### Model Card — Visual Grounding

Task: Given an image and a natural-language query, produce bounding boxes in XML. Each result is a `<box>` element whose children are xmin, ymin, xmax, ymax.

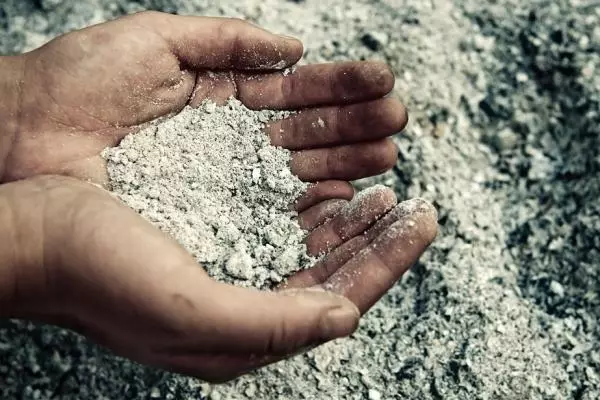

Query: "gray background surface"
<box><xmin>1</xmin><ymin>1</ymin><xmax>599</xmax><ymax>399</ymax></box>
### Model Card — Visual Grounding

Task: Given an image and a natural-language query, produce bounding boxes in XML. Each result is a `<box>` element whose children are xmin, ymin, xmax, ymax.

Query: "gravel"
<box><xmin>1</xmin><ymin>0</ymin><xmax>598</xmax><ymax>399</ymax></box>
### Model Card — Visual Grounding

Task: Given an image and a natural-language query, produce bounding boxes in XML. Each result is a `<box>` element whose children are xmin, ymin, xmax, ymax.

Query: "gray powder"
<box><xmin>1</xmin><ymin>1</ymin><xmax>599</xmax><ymax>400</ymax></box>
<box><xmin>103</xmin><ymin>99</ymin><xmax>311</xmax><ymax>289</ymax></box>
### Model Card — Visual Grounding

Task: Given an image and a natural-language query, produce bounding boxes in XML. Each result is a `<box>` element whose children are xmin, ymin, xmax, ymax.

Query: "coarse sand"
<box><xmin>0</xmin><ymin>0</ymin><xmax>599</xmax><ymax>399</ymax></box>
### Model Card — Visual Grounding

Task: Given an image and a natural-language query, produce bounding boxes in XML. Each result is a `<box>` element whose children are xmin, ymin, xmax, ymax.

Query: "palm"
<box><xmin>4</xmin><ymin>12</ymin><xmax>405</xmax><ymax>186</ymax></box>
<box><xmin>8</xmin><ymin>19</ymin><xmax>209</xmax><ymax>182</ymax></box>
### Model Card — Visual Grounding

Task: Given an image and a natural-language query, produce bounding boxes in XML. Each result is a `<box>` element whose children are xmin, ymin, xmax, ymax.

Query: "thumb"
<box><xmin>192</xmin><ymin>282</ymin><xmax>360</xmax><ymax>355</ymax></box>
<box><xmin>131</xmin><ymin>12</ymin><xmax>304</xmax><ymax>70</ymax></box>
<box><xmin>155</xmin><ymin>283</ymin><xmax>360</xmax><ymax>382</ymax></box>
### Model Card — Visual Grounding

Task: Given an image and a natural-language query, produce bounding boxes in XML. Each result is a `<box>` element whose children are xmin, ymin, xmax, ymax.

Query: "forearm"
<box><xmin>0</xmin><ymin>55</ymin><xmax>25</xmax><ymax>180</ymax></box>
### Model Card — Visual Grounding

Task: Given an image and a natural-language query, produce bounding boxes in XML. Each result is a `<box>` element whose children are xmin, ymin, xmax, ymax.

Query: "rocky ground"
<box><xmin>1</xmin><ymin>0</ymin><xmax>599</xmax><ymax>399</ymax></box>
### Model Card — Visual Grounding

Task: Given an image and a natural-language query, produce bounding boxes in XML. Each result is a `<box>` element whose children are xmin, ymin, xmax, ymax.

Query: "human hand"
<box><xmin>1</xmin><ymin>176</ymin><xmax>436</xmax><ymax>382</ymax></box>
<box><xmin>2</xmin><ymin>11</ymin><xmax>406</xmax><ymax>193</ymax></box>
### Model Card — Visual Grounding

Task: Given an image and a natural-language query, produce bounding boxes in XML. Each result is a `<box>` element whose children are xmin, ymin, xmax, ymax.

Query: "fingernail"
<box><xmin>320</xmin><ymin>302</ymin><xmax>360</xmax><ymax>340</ymax></box>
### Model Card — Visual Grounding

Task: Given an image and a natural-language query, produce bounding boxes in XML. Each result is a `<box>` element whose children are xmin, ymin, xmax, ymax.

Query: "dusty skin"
<box><xmin>1</xmin><ymin>0</ymin><xmax>599</xmax><ymax>399</ymax></box>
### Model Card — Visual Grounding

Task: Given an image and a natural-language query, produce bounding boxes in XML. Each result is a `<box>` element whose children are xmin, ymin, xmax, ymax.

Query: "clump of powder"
<box><xmin>103</xmin><ymin>98</ymin><xmax>313</xmax><ymax>289</ymax></box>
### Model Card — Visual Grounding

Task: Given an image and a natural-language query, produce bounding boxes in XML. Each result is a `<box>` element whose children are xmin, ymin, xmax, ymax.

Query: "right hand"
<box><xmin>3</xmin><ymin>11</ymin><xmax>405</xmax><ymax>187</ymax></box>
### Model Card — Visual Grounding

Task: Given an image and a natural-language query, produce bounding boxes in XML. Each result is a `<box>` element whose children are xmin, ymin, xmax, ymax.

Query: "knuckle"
<box><xmin>218</xmin><ymin>18</ymin><xmax>249</xmax><ymax>66</ymax></box>
<box><xmin>314</xmin><ymin>182</ymin><xmax>330</xmax><ymax>198</ymax></box>
<box><xmin>329</xmin><ymin>107</ymin><xmax>343</xmax><ymax>140</ymax></box>
<box><xmin>264</xmin><ymin>318</ymin><xmax>300</xmax><ymax>355</ymax></box>
<box><xmin>218</xmin><ymin>18</ymin><xmax>249</xmax><ymax>39</ymax></box>
<box><xmin>265</xmin><ymin>320</ymin><xmax>287</xmax><ymax>353</ymax></box>
<box><xmin>325</xmin><ymin>149</ymin><xmax>341</xmax><ymax>178</ymax></box>
<box><xmin>281</xmin><ymin>74</ymin><xmax>296</xmax><ymax>102</ymax></box>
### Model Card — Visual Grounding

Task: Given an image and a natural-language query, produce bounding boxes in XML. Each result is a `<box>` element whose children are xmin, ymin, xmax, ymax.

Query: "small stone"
<box><xmin>282</xmin><ymin>66</ymin><xmax>297</xmax><ymax>76</ymax></box>
<box><xmin>550</xmin><ymin>281</ymin><xmax>565</xmax><ymax>297</ymax></box>
<box><xmin>361</xmin><ymin>32</ymin><xmax>389</xmax><ymax>51</ymax></box>
<box><xmin>244</xmin><ymin>383</ymin><xmax>257</xmax><ymax>397</ymax></box>
<box><xmin>489</xmin><ymin>128</ymin><xmax>518</xmax><ymax>151</ymax></box>
<box><xmin>147</xmin><ymin>188</ymin><xmax>160</xmax><ymax>199</ymax></box>
<box><xmin>252</xmin><ymin>168</ymin><xmax>261</xmax><ymax>183</ymax></box>
<box><xmin>473</xmin><ymin>34</ymin><xmax>495</xmax><ymax>51</ymax></box>
<box><xmin>516</xmin><ymin>72</ymin><xmax>528</xmax><ymax>83</ymax></box>
<box><xmin>312</xmin><ymin>350</ymin><xmax>333</xmax><ymax>372</ymax></box>
<box><xmin>582</xmin><ymin>63</ymin><xmax>594</xmax><ymax>78</ymax></box>
<box><xmin>199</xmin><ymin>383</ymin><xmax>212</xmax><ymax>396</ymax></box>
<box><xmin>204</xmin><ymin>102</ymin><xmax>217</xmax><ymax>113</ymax></box>
<box><xmin>433</xmin><ymin>123</ymin><xmax>449</xmax><ymax>138</ymax></box>
<box><xmin>126</xmin><ymin>148</ymin><xmax>139</xmax><ymax>162</ymax></box>
<box><xmin>225</xmin><ymin>251</ymin><xmax>253</xmax><ymax>280</ymax></box>
<box><xmin>368</xmin><ymin>389</ymin><xmax>382</xmax><ymax>400</ymax></box>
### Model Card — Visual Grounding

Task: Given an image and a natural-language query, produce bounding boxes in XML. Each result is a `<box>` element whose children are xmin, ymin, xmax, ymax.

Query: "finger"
<box><xmin>267</xmin><ymin>98</ymin><xmax>408</xmax><ymax>150</ymax></box>
<box><xmin>290</xmin><ymin>139</ymin><xmax>398</xmax><ymax>182</ymax></box>
<box><xmin>133</xmin><ymin>12</ymin><xmax>303</xmax><ymax>70</ymax></box>
<box><xmin>298</xmin><ymin>199</ymin><xmax>348</xmax><ymax>231</ymax></box>
<box><xmin>295</xmin><ymin>180</ymin><xmax>354</xmax><ymax>212</ymax></box>
<box><xmin>321</xmin><ymin>198</ymin><xmax>438</xmax><ymax>314</ymax></box>
<box><xmin>236</xmin><ymin>61</ymin><xmax>395</xmax><ymax>109</ymax></box>
<box><xmin>281</xmin><ymin>201</ymin><xmax>422</xmax><ymax>290</ymax></box>
<box><xmin>150</xmin><ymin>284</ymin><xmax>359</xmax><ymax>357</ymax></box>
<box><xmin>305</xmin><ymin>185</ymin><xmax>396</xmax><ymax>255</ymax></box>
<box><xmin>279</xmin><ymin>235</ymin><xmax>368</xmax><ymax>290</ymax></box>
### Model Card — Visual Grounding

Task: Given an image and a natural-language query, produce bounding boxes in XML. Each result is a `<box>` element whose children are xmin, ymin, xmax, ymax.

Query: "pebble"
<box><xmin>1</xmin><ymin>1</ymin><xmax>599</xmax><ymax>400</ymax></box>
<box><xmin>368</xmin><ymin>389</ymin><xmax>382</xmax><ymax>400</ymax></box>
<box><xmin>489</xmin><ymin>128</ymin><xmax>519</xmax><ymax>151</ymax></box>
<box><xmin>550</xmin><ymin>281</ymin><xmax>565</xmax><ymax>297</ymax></box>
<box><xmin>473</xmin><ymin>34</ymin><xmax>495</xmax><ymax>51</ymax></box>
<box><xmin>361</xmin><ymin>31</ymin><xmax>389</xmax><ymax>51</ymax></box>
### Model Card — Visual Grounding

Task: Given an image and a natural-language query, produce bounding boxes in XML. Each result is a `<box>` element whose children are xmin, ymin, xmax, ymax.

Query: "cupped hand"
<box><xmin>3</xmin><ymin>11</ymin><xmax>406</xmax><ymax>191</ymax></box>
<box><xmin>2</xmin><ymin>176</ymin><xmax>437</xmax><ymax>382</ymax></box>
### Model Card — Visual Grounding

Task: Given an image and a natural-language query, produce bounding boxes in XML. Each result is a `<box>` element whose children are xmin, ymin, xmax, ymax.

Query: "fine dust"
<box><xmin>103</xmin><ymin>98</ymin><xmax>312</xmax><ymax>289</ymax></box>
<box><xmin>1</xmin><ymin>0</ymin><xmax>599</xmax><ymax>399</ymax></box>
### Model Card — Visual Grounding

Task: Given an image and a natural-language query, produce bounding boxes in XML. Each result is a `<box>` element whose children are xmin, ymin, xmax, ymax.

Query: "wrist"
<box><xmin>0</xmin><ymin>55</ymin><xmax>26</xmax><ymax>182</ymax></box>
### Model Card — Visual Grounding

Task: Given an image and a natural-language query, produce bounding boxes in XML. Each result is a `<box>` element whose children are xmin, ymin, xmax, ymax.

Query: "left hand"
<box><xmin>2</xmin><ymin>176</ymin><xmax>437</xmax><ymax>383</ymax></box>
<box><xmin>2</xmin><ymin>11</ymin><xmax>406</xmax><ymax>188</ymax></box>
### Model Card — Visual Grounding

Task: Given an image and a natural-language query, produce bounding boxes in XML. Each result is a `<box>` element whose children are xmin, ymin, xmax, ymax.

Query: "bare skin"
<box><xmin>1</xmin><ymin>12</ymin><xmax>404</xmax><ymax>186</ymax></box>
<box><xmin>0</xmin><ymin>12</ymin><xmax>437</xmax><ymax>382</ymax></box>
